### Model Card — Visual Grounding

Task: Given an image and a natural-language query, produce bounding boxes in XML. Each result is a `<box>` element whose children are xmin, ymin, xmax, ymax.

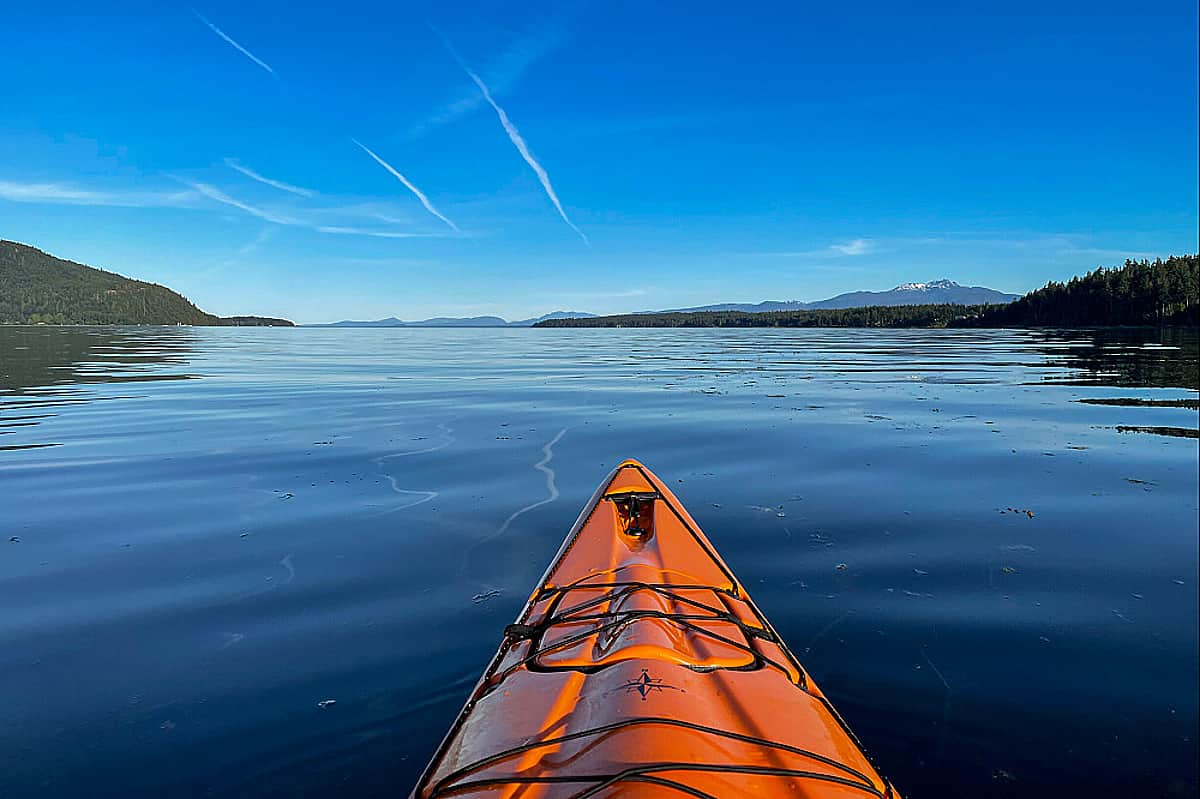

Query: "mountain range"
<box><xmin>321</xmin><ymin>280</ymin><xmax>1018</xmax><ymax>327</ymax></box>
<box><xmin>659</xmin><ymin>279</ymin><xmax>1018</xmax><ymax>313</ymax></box>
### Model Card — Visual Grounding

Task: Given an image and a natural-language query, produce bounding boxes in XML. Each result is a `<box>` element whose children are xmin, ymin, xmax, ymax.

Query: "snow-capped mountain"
<box><xmin>804</xmin><ymin>279</ymin><xmax>1019</xmax><ymax>309</ymax></box>
<box><xmin>892</xmin><ymin>279</ymin><xmax>961</xmax><ymax>292</ymax></box>
<box><xmin>660</xmin><ymin>279</ymin><xmax>1018</xmax><ymax>313</ymax></box>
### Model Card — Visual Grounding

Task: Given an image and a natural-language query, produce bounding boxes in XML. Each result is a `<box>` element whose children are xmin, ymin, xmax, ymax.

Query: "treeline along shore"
<box><xmin>4</xmin><ymin>236</ymin><xmax>1195</xmax><ymax>330</ymax></box>
<box><xmin>536</xmin><ymin>257</ymin><xmax>1199</xmax><ymax>329</ymax></box>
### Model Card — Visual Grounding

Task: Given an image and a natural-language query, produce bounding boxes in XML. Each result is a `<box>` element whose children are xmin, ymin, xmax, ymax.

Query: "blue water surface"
<box><xmin>1</xmin><ymin>326</ymin><xmax>1196</xmax><ymax>798</ymax></box>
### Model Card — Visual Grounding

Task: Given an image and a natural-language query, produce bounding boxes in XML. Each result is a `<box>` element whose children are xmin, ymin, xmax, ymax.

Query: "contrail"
<box><xmin>198</xmin><ymin>226</ymin><xmax>275</xmax><ymax>279</ymax></box>
<box><xmin>465</xmin><ymin>70</ymin><xmax>588</xmax><ymax>245</ymax></box>
<box><xmin>352</xmin><ymin>139</ymin><xmax>460</xmax><ymax>232</ymax></box>
<box><xmin>235</xmin><ymin>226</ymin><xmax>275</xmax><ymax>256</ymax></box>
<box><xmin>410</xmin><ymin>24</ymin><xmax>567</xmax><ymax>138</ymax></box>
<box><xmin>225</xmin><ymin>158</ymin><xmax>315</xmax><ymax>197</ymax></box>
<box><xmin>182</xmin><ymin>178</ymin><xmax>444</xmax><ymax>239</ymax></box>
<box><xmin>184</xmin><ymin>180</ymin><xmax>296</xmax><ymax>225</ymax></box>
<box><xmin>434</xmin><ymin>28</ymin><xmax>587</xmax><ymax>245</ymax></box>
<box><xmin>193</xmin><ymin>10</ymin><xmax>276</xmax><ymax>77</ymax></box>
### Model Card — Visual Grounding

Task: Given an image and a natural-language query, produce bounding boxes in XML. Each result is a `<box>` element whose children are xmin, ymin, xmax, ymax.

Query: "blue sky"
<box><xmin>2</xmin><ymin>1</ymin><xmax>1197</xmax><ymax>323</ymax></box>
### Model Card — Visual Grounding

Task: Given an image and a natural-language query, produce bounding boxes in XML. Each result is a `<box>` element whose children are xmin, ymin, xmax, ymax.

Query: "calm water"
<box><xmin>1</xmin><ymin>326</ymin><xmax>1197</xmax><ymax>798</ymax></box>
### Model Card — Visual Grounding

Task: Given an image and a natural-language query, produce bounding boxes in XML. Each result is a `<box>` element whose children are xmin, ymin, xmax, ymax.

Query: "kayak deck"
<box><xmin>412</xmin><ymin>460</ymin><xmax>899</xmax><ymax>798</ymax></box>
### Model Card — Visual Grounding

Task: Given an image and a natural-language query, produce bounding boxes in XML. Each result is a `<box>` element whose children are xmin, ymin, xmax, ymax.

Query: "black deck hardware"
<box><xmin>605</xmin><ymin>490</ymin><xmax>660</xmax><ymax>538</ymax></box>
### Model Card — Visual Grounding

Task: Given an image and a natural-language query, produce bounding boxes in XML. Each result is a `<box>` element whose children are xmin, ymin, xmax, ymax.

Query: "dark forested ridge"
<box><xmin>534</xmin><ymin>303</ymin><xmax>1001</xmax><ymax>328</ymax></box>
<box><xmin>965</xmin><ymin>256</ymin><xmax>1198</xmax><ymax>327</ymax></box>
<box><xmin>0</xmin><ymin>240</ymin><xmax>292</xmax><ymax>326</ymax></box>
<box><xmin>221</xmin><ymin>316</ymin><xmax>296</xmax><ymax>327</ymax></box>
<box><xmin>1</xmin><ymin>240</ymin><xmax>217</xmax><ymax>325</ymax></box>
<box><xmin>538</xmin><ymin>256</ymin><xmax>1199</xmax><ymax>329</ymax></box>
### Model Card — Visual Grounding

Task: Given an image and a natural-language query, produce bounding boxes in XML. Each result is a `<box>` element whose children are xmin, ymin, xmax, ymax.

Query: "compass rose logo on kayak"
<box><xmin>618</xmin><ymin>669</ymin><xmax>682</xmax><ymax>701</ymax></box>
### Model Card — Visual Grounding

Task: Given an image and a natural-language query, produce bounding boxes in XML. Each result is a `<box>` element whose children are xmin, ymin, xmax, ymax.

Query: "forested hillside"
<box><xmin>967</xmin><ymin>256</ymin><xmax>1198</xmax><ymax>327</ymax></box>
<box><xmin>0</xmin><ymin>241</ymin><xmax>292</xmax><ymax>325</ymax></box>
<box><xmin>1</xmin><ymin>241</ymin><xmax>218</xmax><ymax>325</ymax></box>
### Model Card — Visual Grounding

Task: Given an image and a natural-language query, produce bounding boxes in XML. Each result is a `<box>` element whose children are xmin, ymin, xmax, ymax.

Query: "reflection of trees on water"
<box><xmin>1033</xmin><ymin>328</ymin><xmax>1199</xmax><ymax>390</ymax></box>
<box><xmin>1</xmin><ymin>326</ymin><xmax>199</xmax><ymax>395</ymax></box>
<box><xmin>1</xmin><ymin>328</ymin><xmax>201</xmax><ymax>446</ymax></box>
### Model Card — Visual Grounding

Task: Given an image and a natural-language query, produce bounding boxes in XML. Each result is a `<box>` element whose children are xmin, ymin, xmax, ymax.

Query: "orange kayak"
<box><xmin>412</xmin><ymin>459</ymin><xmax>901</xmax><ymax>798</ymax></box>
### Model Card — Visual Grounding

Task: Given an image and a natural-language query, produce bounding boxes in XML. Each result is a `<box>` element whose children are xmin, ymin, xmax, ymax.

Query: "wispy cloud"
<box><xmin>831</xmin><ymin>238</ymin><xmax>873</xmax><ymax>256</ymax></box>
<box><xmin>899</xmin><ymin>234</ymin><xmax>1158</xmax><ymax>262</ymax></box>
<box><xmin>434</xmin><ymin>28</ymin><xmax>587</xmax><ymax>245</ymax></box>
<box><xmin>224</xmin><ymin>158</ymin><xmax>315</xmax><ymax>197</ymax></box>
<box><xmin>298</xmin><ymin>201</ymin><xmax>420</xmax><ymax>228</ymax></box>
<box><xmin>0</xmin><ymin>180</ymin><xmax>194</xmax><ymax>208</ymax></box>
<box><xmin>351</xmin><ymin>139</ymin><xmax>460</xmax><ymax>232</ymax></box>
<box><xmin>1058</xmin><ymin>246</ymin><xmax>1158</xmax><ymax>261</ymax></box>
<box><xmin>184</xmin><ymin>180</ymin><xmax>297</xmax><ymax>225</ymax></box>
<box><xmin>410</xmin><ymin>24</ymin><xmax>566</xmax><ymax>138</ymax></box>
<box><xmin>315</xmin><ymin>225</ymin><xmax>446</xmax><ymax>239</ymax></box>
<box><xmin>4</xmin><ymin>174</ymin><xmax>451</xmax><ymax>241</ymax></box>
<box><xmin>367</xmin><ymin>211</ymin><xmax>416</xmax><ymax>225</ymax></box>
<box><xmin>299</xmin><ymin>255</ymin><xmax>441</xmax><ymax>269</ymax></box>
<box><xmin>193</xmin><ymin>10</ymin><xmax>276</xmax><ymax>76</ymax></box>
<box><xmin>742</xmin><ymin>238</ymin><xmax>876</xmax><ymax>258</ymax></box>
<box><xmin>544</xmin><ymin>287</ymin><xmax>649</xmax><ymax>300</ymax></box>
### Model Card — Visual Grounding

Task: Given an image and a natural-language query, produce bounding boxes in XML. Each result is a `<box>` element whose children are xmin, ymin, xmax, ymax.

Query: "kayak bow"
<box><xmin>412</xmin><ymin>459</ymin><xmax>900</xmax><ymax>798</ymax></box>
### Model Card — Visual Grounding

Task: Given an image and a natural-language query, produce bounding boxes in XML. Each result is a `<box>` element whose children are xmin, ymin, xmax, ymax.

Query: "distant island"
<box><xmin>536</xmin><ymin>257</ymin><xmax>1199</xmax><ymax>328</ymax></box>
<box><xmin>220</xmin><ymin>316</ymin><xmax>296</xmax><ymax>327</ymax></box>
<box><xmin>312</xmin><ymin>311</ymin><xmax>597</xmax><ymax>328</ymax></box>
<box><xmin>0</xmin><ymin>240</ymin><xmax>293</xmax><ymax>326</ymax></box>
